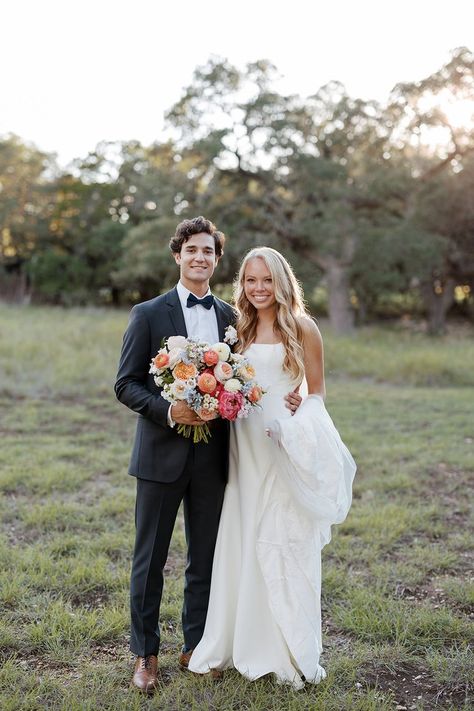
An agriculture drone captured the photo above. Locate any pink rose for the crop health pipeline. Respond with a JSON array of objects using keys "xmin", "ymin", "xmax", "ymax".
[{"xmin": 218, "ymin": 391, "xmax": 244, "ymax": 421}]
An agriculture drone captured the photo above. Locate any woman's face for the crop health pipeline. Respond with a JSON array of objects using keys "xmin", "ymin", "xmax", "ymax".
[{"xmin": 243, "ymin": 257, "xmax": 276, "ymax": 311}]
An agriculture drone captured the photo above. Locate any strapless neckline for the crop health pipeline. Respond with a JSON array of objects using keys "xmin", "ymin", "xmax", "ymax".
[{"xmin": 248, "ymin": 342, "xmax": 283, "ymax": 347}]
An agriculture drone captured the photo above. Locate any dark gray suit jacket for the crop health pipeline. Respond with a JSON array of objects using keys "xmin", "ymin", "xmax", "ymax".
[{"xmin": 115, "ymin": 287, "xmax": 235, "ymax": 483}]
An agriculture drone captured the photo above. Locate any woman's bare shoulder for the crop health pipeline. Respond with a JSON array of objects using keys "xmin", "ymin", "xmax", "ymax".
[{"xmin": 298, "ymin": 316, "xmax": 323, "ymax": 344}]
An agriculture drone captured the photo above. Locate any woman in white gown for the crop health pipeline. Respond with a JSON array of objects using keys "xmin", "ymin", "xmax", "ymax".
[{"xmin": 189, "ymin": 248, "xmax": 356, "ymax": 688}]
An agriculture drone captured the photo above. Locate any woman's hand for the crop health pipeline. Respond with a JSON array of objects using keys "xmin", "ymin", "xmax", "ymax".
[{"xmin": 284, "ymin": 388, "xmax": 302, "ymax": 415}]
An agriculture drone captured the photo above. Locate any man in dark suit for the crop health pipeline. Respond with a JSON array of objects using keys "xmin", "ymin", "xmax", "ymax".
[{"xmin": 115, "ymin": 216, "xmax": 235, "ymax": 693}]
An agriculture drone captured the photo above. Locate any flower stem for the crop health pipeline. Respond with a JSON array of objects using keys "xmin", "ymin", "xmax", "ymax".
[{"xmin": 177, "ymin": 424, "xmax": 212, "ymax": 443}]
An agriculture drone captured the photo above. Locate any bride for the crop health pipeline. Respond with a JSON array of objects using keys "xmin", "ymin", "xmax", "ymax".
[{"xmin": 188, "ymin": 247, "xmax": 356, "ymax": 688}]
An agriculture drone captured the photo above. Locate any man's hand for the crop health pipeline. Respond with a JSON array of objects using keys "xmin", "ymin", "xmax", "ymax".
[
  {"xmin": 284, "ymin": 387, "xmax": 302, "ymax": 416},
  {"xmin": 171, "ymin": 401, "xmax": 204, "ymax": 426}
]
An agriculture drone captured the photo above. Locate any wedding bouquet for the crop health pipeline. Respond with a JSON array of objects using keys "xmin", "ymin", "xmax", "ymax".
[{"xmin": 149, "ymin": 326, "xmax": 264, "ymax": 443}]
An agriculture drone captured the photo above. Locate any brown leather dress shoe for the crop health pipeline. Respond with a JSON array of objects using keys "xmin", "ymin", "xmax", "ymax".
[
  {"xmin": 179, "ymin": 649, "xmax": 223, "ymax": 680},
  {"xmin": 178, "ymin": 648, "xmax": 193, "ymax": 669},
  {"xmin": 132, "ymin": 655, "xmax": 158, "ymax": 694}
]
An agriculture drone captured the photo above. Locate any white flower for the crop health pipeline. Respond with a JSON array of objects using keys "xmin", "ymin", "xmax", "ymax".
[
  {"xmin": 224, "ymin": 378, "xmax": 242, "ymax": 392},
  {"xmin": 223, "ymin": 325, "xmax": 238, "ymax": 345},
  {"xmin": 167, "ymin": 335, "xmax": 188, "ymax": 350},
  {"xmin": 154, "ymin": 375, "xmax": 164, "ymax": 387},
  {"xmin": 170, "ymin": 380, "xmax": 189, "ymax": 400},
  {"xmin": 168, "ymin": 347, "xmax": 183, "ymax": 369},
  {"xmin": 161, "ymin": 384, "xmax": 174, "ymax": 403},
  {"xmin": 211, "ymin": 342, "xmax": 231, "ymax": 361},
  {"xmin": 214, "ymin": 361, "xmax": 234, "ymax": 382},
  {"xmin": 202, "ymin": 394, "xmax": 219, "ymax": 411},
  {"xmin": 230, "ymin": 353, "xmax": 245, "ymax": 364}
]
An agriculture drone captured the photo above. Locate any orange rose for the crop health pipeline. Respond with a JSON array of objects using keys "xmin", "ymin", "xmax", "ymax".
[
  {"xmin": 173, "ymin": 361, "xmax": 198, "ymax": 380},
  {"xmin": 203, "ymin": 349, "xmax": 219, "ymax": 366},
  {"xmin": 153, "ymin": 352, "xmax": 169, "ymax": 369},
  {"xmin": 248, "ymin": 385, "xmax": 263, "ymax": 403},
  {"xmin": 197, "ymin": 372, "xmax": 217, "ymax": 394}
]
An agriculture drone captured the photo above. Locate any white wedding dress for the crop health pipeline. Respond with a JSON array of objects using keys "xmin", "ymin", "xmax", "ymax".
[{"xmin": 189, "ymin": 343, "xmax": 356, "ymax": 688}]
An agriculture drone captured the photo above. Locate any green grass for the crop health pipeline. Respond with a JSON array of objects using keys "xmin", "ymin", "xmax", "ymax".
[{"xmin": 0, "ymin": 304, "xmax": 473, "ymax": 710}]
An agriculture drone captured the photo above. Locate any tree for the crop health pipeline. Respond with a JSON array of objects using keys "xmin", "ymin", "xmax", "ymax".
[
  {"xmin": 112, "ymin": 216, "xmax": 180, "ymax": 300},
  {"xmin": 388, "ymin": 46, "xmax": 474, "ymax": 333},
  {"xmin": 165, "ymin": 57, "xmax": 292, "ymax": 288},
  {"xmin": 268, "ymin": 83, "xmax": 399, "ymax": 333},
  {"xmin": 29, "ymin": 173, "xmax": 123, "ymax": 304},
  {"xmin": 0, "ymin": 134, "xmax": 54, "ymax": 300}
]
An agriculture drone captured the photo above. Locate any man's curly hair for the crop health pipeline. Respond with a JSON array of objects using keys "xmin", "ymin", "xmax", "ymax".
[{"xmin": 169, "ymin": 216, "xmax": 225, "ymax": 257}]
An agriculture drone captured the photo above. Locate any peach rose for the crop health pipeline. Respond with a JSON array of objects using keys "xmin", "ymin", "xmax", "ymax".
[
  {"xmin": 197, "ymin": 372, "xmax": 218, "ymax": 394},
  {"xmin": 173, "ymin": 361, "xmax": 198, "ymax": 380},
  {"xmin": 153, "ymin": 351, "xmax": 169, "ymax": 369},
  {"xmin": 214, "ymin": 361, "xmax": 233, "ymax": 382},
  {"xmin": 238, "ymin": 364, "xmax": 256, "ymax": 382},
  {"xmin": 203, "ymin": 349, "xmax": 219, "ymax": 366},
  {"xmin": 248, "ymin": 385, "xmax": 263, "ymax": 403},
  {"xmin": 196, "ymin": 407, "xmax": 219, "ymax": 421}
]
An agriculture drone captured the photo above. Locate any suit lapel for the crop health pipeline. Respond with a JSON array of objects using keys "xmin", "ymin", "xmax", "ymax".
[
  {"xmin": 214, "ymin": 298, "xmax": 230, "ymax": 341},
  {"xmin": 165, "ymin": 287, "xmax": 188, "ymax": 337}
]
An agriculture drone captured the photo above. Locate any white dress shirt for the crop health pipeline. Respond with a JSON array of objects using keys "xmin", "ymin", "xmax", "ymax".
[
  {"xmin": 167, "ymin": 281, "xmax": 220, "ymax": 427},
  {"xmin": 176, "ymin": 280, "xmax": 219, "ymax": 345}
]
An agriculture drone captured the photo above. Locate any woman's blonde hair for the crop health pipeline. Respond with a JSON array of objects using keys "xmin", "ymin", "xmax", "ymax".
[{"xmin": 233, "ymin": 247, "xmax": 310, "ymax": 383}]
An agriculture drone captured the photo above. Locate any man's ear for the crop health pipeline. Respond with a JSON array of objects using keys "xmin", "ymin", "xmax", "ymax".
[{"xmin": 174, "ymin": 252, "xmax": 181, "ymax": 266}]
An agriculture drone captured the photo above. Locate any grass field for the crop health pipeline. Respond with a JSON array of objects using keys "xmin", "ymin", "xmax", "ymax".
[{"xmin": 0, "ymin": 305, "xmax": 473, "ymax": 710}]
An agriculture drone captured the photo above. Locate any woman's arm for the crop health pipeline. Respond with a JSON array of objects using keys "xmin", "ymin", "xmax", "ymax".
[{"xmin": 300, "ymin": 317, "xmax": 326, "ymax": 397}]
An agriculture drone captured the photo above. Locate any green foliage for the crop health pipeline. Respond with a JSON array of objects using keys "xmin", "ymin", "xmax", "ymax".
[
  {"xmin": 0, "ymin": 134, "xmax": 52, "ymax": 266},
  {"xmin": 1, "ymin": 48, "xmax": 474, "ymax": 333},
  {"xmin": 28, "ymin": 250, "xmax": 92, "ymax": 304},
  {"xmin": 351, "ymin": 223, "xmax": 450, "ymax": 319},
  {"xmin": 112, "ymin": 217, "xmax": 180, "ymax": 299}
]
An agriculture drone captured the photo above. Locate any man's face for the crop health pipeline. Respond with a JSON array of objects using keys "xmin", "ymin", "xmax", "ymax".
[{"xmin": 174, "ymin": 232, "xmax": 219, "ymax": 293}]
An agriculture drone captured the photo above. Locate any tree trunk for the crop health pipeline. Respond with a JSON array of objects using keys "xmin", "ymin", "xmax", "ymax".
[
  {"xmin": 423, "ymin": 277, "xmax": 455, "ymax": 335},
  {"xmin": 0, "ymin": 267, "xmax": 31, "ymax": 303},
  {"xmin": 111, "ymin": 286, "xmax": 121, "ymax": 306},
  {"xmin": 326, "ymin": 262, "xmax": 355, "ymax": 335}
]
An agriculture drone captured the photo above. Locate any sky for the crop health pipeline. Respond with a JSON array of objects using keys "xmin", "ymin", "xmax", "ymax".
[{"xmin": 1, "ymin": 0, "xmax": 473, "ymax": 166}]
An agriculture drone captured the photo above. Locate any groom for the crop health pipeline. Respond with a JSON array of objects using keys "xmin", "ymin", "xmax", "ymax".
[
  {"xmin": 115, "ymin": 216, "xmax": 234, "ymax": 693},
  {"xmin": 115, "ymin": 216, "xmax": 301, "ymax": 693}
]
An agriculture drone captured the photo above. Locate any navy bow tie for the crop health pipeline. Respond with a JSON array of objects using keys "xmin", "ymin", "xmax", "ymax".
[{"xmin": 186, "ymin": 293, "xmax": 214, "ymax": 310}]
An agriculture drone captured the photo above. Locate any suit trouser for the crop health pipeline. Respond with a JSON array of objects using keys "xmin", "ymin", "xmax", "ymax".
[{"xmin": 129, "ymin": 445, "xmax": 226, "ymax": 656}]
